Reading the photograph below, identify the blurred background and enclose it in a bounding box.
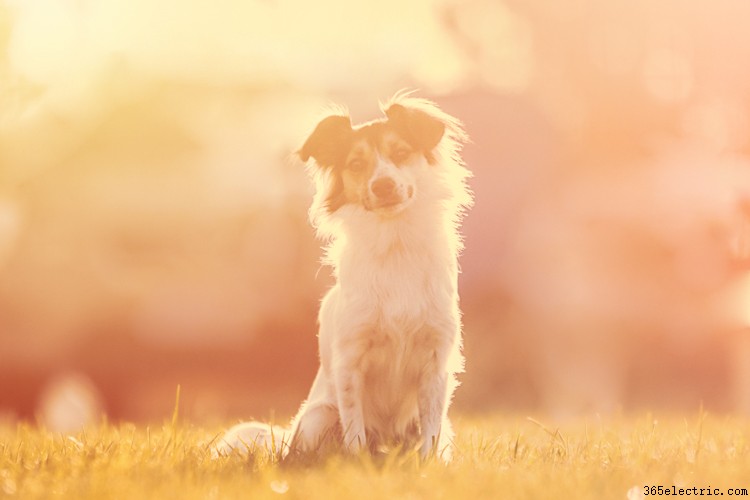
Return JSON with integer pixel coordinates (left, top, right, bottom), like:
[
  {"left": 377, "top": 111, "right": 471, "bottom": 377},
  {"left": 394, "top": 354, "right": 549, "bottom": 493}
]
[{"left": 2, "top": 0, "right": 750, "bottom": 431}]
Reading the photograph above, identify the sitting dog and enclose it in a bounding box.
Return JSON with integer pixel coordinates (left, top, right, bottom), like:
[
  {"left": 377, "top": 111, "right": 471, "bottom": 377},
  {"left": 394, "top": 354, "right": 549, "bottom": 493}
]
[{"left": 216, "top": 92, "right": 472, "bottom": 461}]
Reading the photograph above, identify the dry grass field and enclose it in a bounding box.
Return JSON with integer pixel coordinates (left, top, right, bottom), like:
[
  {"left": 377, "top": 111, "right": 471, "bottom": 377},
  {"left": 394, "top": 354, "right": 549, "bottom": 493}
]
[{"left": 2, "top": 410, "right": 749, "bottom": 500}]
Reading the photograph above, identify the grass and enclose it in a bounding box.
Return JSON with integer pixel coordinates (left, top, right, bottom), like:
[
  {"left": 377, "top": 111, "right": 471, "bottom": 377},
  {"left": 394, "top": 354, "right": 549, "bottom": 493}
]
[{"left": 1, "top": 411, "right": 750, "bottom": 499}]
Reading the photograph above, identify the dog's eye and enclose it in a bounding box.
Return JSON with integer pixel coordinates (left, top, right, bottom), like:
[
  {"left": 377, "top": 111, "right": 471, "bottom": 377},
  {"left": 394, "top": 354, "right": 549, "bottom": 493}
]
[
  {"left": 392, "top": 149, "right": 411, "bottom": 164},
  {"left": 347, "top": 159, "right": 365, "bottom": 172}
]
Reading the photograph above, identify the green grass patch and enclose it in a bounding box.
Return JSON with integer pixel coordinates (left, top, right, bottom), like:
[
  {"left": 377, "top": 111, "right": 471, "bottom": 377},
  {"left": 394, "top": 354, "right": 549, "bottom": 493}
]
[{"left": 1, "top": 413, "right": 749, "bottom": 499}]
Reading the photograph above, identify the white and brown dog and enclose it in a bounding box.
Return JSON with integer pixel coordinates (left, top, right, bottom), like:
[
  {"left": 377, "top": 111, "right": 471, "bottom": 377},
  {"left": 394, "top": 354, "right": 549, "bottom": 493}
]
[{"left": 216, "top": 92, "right": 472, "bottom": 461}]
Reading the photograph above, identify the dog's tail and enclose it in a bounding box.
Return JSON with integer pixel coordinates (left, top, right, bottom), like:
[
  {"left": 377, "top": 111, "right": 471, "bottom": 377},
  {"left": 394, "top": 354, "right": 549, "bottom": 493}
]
[{"left": 211, "top": 421, "right": 293, "bottom": 459}]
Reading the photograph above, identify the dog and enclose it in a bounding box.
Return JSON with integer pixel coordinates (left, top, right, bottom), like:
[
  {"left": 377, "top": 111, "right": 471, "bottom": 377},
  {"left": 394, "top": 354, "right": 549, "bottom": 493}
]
[{"left": 215, "top": 92, "right": 472, "bottom": 461}]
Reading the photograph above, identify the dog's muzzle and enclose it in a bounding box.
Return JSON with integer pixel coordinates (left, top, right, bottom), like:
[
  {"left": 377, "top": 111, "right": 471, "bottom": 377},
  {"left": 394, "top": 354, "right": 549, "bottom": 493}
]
[{"left": 369, "top": 177, "right": 413, "bottom": 210}]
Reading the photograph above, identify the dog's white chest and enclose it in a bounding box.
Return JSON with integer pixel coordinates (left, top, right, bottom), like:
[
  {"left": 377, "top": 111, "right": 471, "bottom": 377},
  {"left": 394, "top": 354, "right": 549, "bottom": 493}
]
[{"left": 340, "top": 233, "right": 456, "bottom": 330}]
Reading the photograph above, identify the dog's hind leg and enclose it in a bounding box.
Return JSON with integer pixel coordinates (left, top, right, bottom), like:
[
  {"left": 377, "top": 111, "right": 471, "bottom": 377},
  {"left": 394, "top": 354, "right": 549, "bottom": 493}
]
[
  {"left": 288, "top": 367, "right": 341, "bottom": 454},
  {"left": 289, "top": 403, "right": 341, "bottom": 453}
]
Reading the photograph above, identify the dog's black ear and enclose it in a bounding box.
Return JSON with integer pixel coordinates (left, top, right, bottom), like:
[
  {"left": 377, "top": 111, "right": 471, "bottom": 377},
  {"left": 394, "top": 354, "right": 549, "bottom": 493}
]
[
  {"left": 298, "top": 115, "right": 353, "bottom": 168},
  {"left": 385, "top": 104, "right": 445, "bottom": 152}
]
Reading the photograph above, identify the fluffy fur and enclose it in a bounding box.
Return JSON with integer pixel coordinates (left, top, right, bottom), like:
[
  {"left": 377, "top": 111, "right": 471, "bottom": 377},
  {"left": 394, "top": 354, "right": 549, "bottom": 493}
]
[{"left": 215, "top": 92, "right": 472, "bottom": 461}]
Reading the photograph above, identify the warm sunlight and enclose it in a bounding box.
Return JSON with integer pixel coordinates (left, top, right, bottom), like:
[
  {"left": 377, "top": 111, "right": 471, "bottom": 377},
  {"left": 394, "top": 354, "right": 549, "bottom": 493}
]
[
  {"left": 2, "top": 1, "right": 750, "bottom": 492},
  {"left": 3, "top": 0, "right": 750, "bottom": 497}
]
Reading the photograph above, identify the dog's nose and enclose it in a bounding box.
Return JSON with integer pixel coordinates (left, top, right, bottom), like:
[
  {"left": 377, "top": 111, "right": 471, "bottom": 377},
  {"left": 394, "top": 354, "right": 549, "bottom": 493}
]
[{"left": 371, "top": 177, "right": 397, "bottom": 199}]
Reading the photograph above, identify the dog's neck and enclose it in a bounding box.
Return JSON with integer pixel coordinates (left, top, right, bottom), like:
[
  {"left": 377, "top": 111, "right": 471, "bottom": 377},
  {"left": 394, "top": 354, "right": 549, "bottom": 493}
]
[{"left": 324, "top": 201, "right": 459, "bottom": 274}]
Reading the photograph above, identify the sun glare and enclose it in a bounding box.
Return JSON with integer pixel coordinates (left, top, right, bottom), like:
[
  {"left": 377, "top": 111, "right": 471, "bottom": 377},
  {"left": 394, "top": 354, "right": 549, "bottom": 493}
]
[{"left": 1, "top": 0, "right": 750, "bottom": 423}]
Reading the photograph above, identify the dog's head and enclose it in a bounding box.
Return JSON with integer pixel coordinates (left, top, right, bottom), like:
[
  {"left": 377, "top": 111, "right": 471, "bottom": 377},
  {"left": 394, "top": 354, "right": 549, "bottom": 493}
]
[{"left": 299, "top": 102, "right": 446, "bottom": 217}]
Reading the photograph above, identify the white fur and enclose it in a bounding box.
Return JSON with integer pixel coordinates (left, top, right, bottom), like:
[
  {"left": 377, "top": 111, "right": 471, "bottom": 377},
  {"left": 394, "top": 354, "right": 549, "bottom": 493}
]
[{"left": 215, "top": 94, "right": 471, "bottom": 461}]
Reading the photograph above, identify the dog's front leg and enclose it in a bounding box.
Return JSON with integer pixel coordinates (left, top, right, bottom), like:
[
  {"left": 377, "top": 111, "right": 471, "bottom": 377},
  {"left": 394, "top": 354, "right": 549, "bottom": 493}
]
[
  {"left": 336, "top": 366, "right": 367, "bottom": 453},
  {"left": 417, "top": 363, "right": 448, "bottom": 459},
  {"left": 333, "top": 345, "right": 367, "bottom": 453}
]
